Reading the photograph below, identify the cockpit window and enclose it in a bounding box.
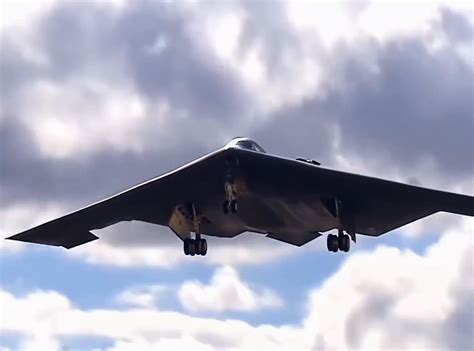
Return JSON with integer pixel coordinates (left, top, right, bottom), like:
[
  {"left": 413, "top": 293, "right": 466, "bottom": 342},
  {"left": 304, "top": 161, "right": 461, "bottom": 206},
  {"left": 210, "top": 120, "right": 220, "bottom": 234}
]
[{"left": 236, "top": 140, "right": 266, "bottom": 153}]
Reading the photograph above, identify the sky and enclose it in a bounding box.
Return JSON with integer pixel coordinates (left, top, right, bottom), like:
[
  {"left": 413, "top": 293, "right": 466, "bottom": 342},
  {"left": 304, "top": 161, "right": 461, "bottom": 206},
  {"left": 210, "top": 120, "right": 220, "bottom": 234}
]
[{"left": 0, "top": 0, "right": 473, "bottom": 349}]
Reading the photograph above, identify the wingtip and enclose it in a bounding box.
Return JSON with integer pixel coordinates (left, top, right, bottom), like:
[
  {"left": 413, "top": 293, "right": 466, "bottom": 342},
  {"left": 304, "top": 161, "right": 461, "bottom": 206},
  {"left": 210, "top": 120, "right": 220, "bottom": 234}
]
[{"left": 5, "top": 234, "right": 19, "bottom": 241}]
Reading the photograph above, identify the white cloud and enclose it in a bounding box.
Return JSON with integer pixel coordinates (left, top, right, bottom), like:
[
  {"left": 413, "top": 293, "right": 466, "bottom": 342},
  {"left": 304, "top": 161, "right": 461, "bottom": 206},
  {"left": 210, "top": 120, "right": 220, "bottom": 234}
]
[
  {"left": 188, "top": 1, "right": 325, "bottom": 117},
  {"left": 301, "top": 217, "right": 474, "bottom": 350},
  {"left": 0, "top": 0, "right": 57, "bottom": 30},
  {"left": 1, "top": 218, "right": 472, "bottom": 350},
  {"left": 0, "top": 0, "right": 127, "bottom": 31},
  {"left": 0, "top": 203, "right": 64, "bottom": 254},
  {"left": 20, "top": 335, "right": 61, "bottom": 351},
  {"left": 178, "top": 266, "right": 283, "bottom": 313},
  {"left": 66, "top": 241, "right": 184, "bottom": 269},
  {"left": 0, "top": 288, "right": 301, "bottom": 350},
  {"left": 286, "top": 2, "right": 358, "bottom": 48},
  {"left": 67, "top": 232, "right": 295, "bottom": 268},
  {"left": 396, "top": 211, "right": 472, "bottom": 238},
  {"left": 108, "top": 337, "right": 213, "bottom": 351},
  {"left": 0, "top": 289, "right": 71, "bottom": 335},
  {"left": 286, "top": 1, "right": 472, "bottom": 47},
  {"left": 115, "top": 285, "right": 165, "bottom": 309},
  {"left": 20, "top": 79, "right": 148, "bottom": 158}
]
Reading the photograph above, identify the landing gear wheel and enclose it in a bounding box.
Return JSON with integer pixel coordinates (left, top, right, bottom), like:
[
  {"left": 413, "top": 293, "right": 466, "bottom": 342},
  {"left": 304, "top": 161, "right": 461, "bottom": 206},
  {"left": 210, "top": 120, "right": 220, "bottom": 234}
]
[
  {"left": 184, "top": 239, "right": 196, "bottom": 256},
  {"left": 195, "top": 238, "right": 207, "bottom": 256},
  {"left": 339, "top": 234, "right": 350, "bottom": 252},
  {"left": 230, "top": 200, "right": 238, "bottom": 214},
  {"left": 188, "top": 240, "right": 196, "bottom": 256},
  {"left": 223, "top": 201, "right": 230, "bottom": 214},
  {"left": 199, "top": 238, "right": 207, "bottom": 256},
  {"left": 183, "top": 239, "right": 191, "bottom": 255},
  {"left": 327, "top": 234, "right": 339, "bottom": 252},
  {"left": 195, "top": 239, "right": 202, "bottom": 255},
  {"left": 184, "top": 238, "right": 207, "bottom": 256}
]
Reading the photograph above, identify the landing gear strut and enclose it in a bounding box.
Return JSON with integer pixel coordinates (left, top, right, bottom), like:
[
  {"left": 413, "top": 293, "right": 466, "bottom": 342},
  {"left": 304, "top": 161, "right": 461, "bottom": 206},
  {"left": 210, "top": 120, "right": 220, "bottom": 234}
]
[
  {"left": 327, "top": 199, "right": 354, "bottom": 253},
  {"left": 183, "top": 203, "right": 208, "bottom": 256},
  {"left": 223, "top": 157, "right": 239, "bottom": 214}
]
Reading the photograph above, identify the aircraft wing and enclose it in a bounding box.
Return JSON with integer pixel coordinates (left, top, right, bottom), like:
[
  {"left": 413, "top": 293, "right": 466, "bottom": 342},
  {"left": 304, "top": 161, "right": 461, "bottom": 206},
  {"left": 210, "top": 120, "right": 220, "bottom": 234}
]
[
  {"left": 234, "top": 149, "right": 474, "bottom": 237},
  {"left": 7, "top": 145, "right": 473, "bottom": 250},
  {"left": 6, "top": 149, "right": 228, "bottom": 248}
]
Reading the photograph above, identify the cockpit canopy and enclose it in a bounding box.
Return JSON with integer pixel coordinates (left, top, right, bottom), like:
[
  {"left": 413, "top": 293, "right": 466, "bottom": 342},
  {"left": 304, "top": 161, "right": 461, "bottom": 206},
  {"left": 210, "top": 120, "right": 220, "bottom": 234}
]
[{"left": 226, "top": 137, "right": 266, "bottom": 153}]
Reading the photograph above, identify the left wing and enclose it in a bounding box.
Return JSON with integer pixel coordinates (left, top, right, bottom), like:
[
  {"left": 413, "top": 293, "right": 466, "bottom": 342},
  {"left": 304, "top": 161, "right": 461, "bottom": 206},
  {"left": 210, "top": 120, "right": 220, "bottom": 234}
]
[{"left": 6, "top": 149, "right": 228, "bottom": 248}]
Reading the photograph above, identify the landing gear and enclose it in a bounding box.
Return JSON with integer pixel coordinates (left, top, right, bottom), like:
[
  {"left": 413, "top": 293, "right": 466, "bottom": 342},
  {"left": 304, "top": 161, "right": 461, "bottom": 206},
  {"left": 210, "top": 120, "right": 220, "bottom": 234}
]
[
  {"left": 181, "top": 203, "right": 208, "bottom": 256},
  {"left": 223, "top": 199, "right": 238, "bottom": 214},
  {"left": 327, "top": 198, "right": 354, "bottom": 253},
  {"left": 338, "top": 232, "right": 350, "bottom": 252},
  {"left": 223, "top": 157, "right": 240, "bottom": 214},
  {"left": 196, "top": 238, "right": 207, "bottom": 255},
  {"left": 327, "top": 234, "right": 339, "bottom": 252},
  {"left": 223, "top": 184, "right": 238, "bottom": 214},
  {"left": 183, "top": 238, "right": 195, "bottom": 256},
  {"left": 230, "top": 199, "right": 238, "bottom": 213},
  {"left": 183, "top": 238, "right": 207, "bottom": 256},
  {"left": 326, "top": 231, "right": 351, "bottom": 253}
]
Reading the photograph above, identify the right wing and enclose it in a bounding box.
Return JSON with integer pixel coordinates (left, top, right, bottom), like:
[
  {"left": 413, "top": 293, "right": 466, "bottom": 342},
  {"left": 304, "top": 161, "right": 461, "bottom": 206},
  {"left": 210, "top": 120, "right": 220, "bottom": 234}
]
[{"left": 234, "top": 149, "right": 474, "bottom": 237}]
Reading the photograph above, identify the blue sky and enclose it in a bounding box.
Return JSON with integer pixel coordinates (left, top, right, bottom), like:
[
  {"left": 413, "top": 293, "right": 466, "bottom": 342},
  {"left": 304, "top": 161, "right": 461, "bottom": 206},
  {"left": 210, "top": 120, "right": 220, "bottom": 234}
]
[{"left": 0, "top": 1, "right": 473, "bottom": 350}]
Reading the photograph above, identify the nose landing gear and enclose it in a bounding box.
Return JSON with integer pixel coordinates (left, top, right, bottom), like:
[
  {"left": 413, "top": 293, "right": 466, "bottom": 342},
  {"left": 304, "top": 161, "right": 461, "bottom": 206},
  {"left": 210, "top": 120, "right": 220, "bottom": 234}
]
[
  {"left": 223, "top": 199, "right": 238, "bottom": 214},
  {"left": 223, "top": 157, "right": 244, "bottom": 214}
]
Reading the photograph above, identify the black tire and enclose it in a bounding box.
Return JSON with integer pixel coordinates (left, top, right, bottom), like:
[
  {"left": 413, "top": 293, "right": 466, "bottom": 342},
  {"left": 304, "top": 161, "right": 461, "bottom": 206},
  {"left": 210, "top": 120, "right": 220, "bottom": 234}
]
[
  {"left": 338, "top": 234, "right": 344, "bottom": 250},
  {"left": 200, "top": 239, "right": 207, "bottom": 256},
  {"left": 342, "top": 235, "right": 350, "bottom": 252},
  {"left": 196, "top": 238, "right": 204, "bottom": 255},
  {"left": 223, "top": 201, "right": 229, "bottom": 214},
  {"left": 183, "top": 239, "right": 191, "bottom": 255},
  {"left": 230, "top": 200, "right": 238, "bottom": 213},
  {"left": 188, "top": 240, "right": 196, "bottom": 256},
  {"left": 327, "top": 234, "right": 338, "bottom": 252}
]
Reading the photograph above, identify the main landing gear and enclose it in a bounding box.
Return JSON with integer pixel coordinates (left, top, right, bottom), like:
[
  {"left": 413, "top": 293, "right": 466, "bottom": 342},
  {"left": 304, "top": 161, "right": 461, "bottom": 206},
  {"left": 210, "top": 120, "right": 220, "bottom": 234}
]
[
  {"left": 327, "top": 229, "right": 350, "bottom": 253},
  {"left": 183, "top": 238, "right": 207, "bottom": 256},
  {"left": 183, "top": 203, "right": 208, "bottom": 256},
  {"left": 326, "top": 199, "right": 355, "bottom": 253}
]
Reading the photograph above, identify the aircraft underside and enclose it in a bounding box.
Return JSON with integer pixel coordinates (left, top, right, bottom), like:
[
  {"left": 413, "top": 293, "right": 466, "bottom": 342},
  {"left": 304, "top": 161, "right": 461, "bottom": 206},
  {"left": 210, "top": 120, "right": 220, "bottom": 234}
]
[{"left": 165, "top": 160, "right": 354, "bottom": 256}]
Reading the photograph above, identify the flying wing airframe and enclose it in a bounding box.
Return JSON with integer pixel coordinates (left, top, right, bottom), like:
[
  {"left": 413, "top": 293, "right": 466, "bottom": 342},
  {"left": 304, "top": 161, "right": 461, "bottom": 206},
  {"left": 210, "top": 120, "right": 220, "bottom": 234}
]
[{"left": 7, "top": 137, "right": 474, "bottom": 255}]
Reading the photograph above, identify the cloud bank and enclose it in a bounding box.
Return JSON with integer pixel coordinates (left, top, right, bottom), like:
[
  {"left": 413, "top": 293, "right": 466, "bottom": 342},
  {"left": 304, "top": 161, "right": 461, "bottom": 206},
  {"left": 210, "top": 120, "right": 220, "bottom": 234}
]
[{"left": 1, "top": 218, "right": 472, "bottom": 349}]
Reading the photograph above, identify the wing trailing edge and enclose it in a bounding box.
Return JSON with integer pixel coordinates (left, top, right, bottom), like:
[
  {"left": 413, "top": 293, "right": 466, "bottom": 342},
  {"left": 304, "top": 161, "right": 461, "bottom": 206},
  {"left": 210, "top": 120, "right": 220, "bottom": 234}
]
[
  {"left": 266, "top": 231, "right": 322, "bottom": 246},
  {"left": 6, "top": 229, "right": 99, "bottom": 249}
]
